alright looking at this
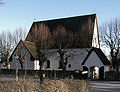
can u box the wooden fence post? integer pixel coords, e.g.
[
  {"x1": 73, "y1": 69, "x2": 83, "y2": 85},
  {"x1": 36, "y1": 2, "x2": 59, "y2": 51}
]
[{"x1": 16, "y1": 69, "x2": 18, "y2": 81}]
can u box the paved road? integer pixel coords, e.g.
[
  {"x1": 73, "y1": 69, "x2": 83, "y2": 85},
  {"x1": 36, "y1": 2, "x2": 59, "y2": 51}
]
[{"x1": 90, "y1": 81, "x2": 120, "y2": 92}]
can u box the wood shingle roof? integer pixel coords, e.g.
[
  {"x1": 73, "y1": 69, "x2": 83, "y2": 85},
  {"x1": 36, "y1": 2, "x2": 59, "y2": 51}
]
[{"x1": 21, "y1": 40, "x2": 38, "y2": 60}]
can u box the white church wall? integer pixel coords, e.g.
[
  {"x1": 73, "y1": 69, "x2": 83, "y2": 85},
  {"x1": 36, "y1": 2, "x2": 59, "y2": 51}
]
[
  {"x1": 10, "y1": 42, "x2": 24, "y2": 69},
  {"x1": 43, "y1": 49, "x2": 88, "y2": 71},
  {"x1": 44, "y1": 52, "x2": 62, "y2": 70},
  {"x1": 10, "y1": 42, "x2": 34, "y2": 70},
  {"x1": 92, "y1": 18, "x2": 99, "y2": 48},
  {"x1": 10, "y1": 58, "x2": 21, "y2": 69},
  {"x1": 34, "y1": 60, "x2": 40, "y2": 70},
  {"x1": 66, "y1": 49, "x2": 88, "y2": 71},
  {"x1": 24, "y1": 52, "x2": 34, "y2": 70}
]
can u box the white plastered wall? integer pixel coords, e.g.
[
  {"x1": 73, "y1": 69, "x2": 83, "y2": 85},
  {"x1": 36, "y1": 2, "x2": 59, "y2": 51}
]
[
  {"x1": 83, "y1": 51, "x2": 110, "y2": 78},
  {"x1": 84, "y1": 51, "x2": 104, "y2": 68},
  {"x1": 83, "y1": 51, "x2": 104, "y2": 77},
  {"x1": 10, "y1": 42, "x2": 34, "y2": 70},
  {"x1": 43, "y1": 49, "x2": 88, "y2": 71},
  {"x1": 34, "y1": 60, "x2": 40, "y2": 70},
  {"x1": 92, "y1": 18, "x2": 100, "y2": 48}
]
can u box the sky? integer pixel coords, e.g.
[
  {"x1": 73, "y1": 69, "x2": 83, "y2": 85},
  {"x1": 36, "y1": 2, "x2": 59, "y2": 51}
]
[{"x1": 0, "y1": 0, "x2": 120, "y2": 34}]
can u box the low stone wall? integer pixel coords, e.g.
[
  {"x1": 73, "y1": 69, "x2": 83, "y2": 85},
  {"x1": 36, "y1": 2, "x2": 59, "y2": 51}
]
[{"x1": 105, "y1": 71, "x2": 120, "y2": 80}]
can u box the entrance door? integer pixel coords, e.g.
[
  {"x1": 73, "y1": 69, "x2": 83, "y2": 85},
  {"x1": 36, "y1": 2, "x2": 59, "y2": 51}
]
[
  {"x1": 83, "y1": 66, "x2": 88, "y2": 79},
  {"x1": 99, "y1": 66, "x2": 104, "y2": 80}
]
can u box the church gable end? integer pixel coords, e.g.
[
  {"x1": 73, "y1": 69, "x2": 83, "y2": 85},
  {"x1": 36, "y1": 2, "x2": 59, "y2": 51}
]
[{"x1": 82, "y1": 48, "x2": 111, "y2": 66}]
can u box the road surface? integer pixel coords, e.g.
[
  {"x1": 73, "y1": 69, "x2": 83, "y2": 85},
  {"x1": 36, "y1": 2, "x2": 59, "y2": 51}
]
[{"x1": 91, "y1": 81, "x2": 120, "y2": 92}]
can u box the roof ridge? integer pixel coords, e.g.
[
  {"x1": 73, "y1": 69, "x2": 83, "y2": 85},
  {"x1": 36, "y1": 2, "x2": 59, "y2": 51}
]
[
  {"x1": 34, "y1": 13, "x2": 96, "y2": 23},
  {"x1": 21, "y1": 40, "x2": 35, "y2": 44}
]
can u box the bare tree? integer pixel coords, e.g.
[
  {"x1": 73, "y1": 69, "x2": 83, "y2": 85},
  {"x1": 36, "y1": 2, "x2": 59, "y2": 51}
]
[
  {"x1": 32, "y1": 23, "x2": 51, "y2": 82},
  {"x1": 52, "y1": 26, "x2": 73, "y2": 71},
  {"x1": 13, "y1": 28, "x2": 26, "y2": 45},
  {"x1": 52, "y1": 22, "x2": 93, "y2": 71},
  {"x1": 0, "y1": 32, "x2": 14, "y2": 69},
  {"x1": 16, "y1": 41, "x2": 27, "y2": 70},
  {"x1": 100, "y1": 18, "x2": 120, "y2": 71},
  {"x1": 15, "y1": 40, "x2": 27, "y2": 81},
  {"x1": 0, "y1": 0, "x2": 5, "y2": 5},
  {"x1": 73, "y1": 18, "x2": 94, "y2": 48},
  {"x1": 0, "y1": 28, "x2": 27, "y2": 69}
]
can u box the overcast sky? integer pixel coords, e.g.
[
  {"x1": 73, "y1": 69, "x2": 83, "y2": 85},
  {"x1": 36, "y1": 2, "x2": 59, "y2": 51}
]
[{"x1": 0, "y1": 0, "x2": 120, "y2": 33}]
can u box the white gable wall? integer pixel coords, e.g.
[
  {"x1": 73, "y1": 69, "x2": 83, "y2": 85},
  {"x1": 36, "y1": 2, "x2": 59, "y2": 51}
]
[
  {"x1": 84, "y1": 51, "x2": 104, "y2": 68},
  {"x1": 83, "y1": 51, "x2": 104, "y2": 78},
  {"x1": 83, "y1": 50, "x2": 110, "y2": 78},
  {"x1": 24, "y1": 51, "x2": 34, "y2": 70},
  {"x1": 92, "y1": 18, "x2": 99, "y2": 48},
  {"x1": 10, "y1": 42, "x2": 34, "y2": 70}
]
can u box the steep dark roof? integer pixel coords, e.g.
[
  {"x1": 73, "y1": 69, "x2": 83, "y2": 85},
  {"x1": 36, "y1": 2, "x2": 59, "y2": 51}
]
[
  {"x1": 26, "y1": 14, "x2": 96, "y2": 48},
  {"x1": 82, "y1": 47, "x2": 111, "y2": 65},
  {"x1": 21, "y1": 40, "x2": 38, "y2": 59},
  {"x1": 9, "y1": 40, "x2": 38, "y2": 61}
]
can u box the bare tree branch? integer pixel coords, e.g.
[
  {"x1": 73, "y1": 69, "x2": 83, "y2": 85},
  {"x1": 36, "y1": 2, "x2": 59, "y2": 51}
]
[
  {"x1": 100, "y1": 18, "x2": 120, "y2": 71},
  {"x1": 0, "y1": 28, "x2": 27, "y2": 69},
  {"x1": 0, "y1": 0, "x2": 5, "y2": 5},
  {"x1": 32, "y1": 23, "x2": 52, "y2": 82}
]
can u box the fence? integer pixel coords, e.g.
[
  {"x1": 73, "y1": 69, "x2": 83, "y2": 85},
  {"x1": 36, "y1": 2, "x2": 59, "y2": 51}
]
[
  {"x1": 105, "y1": 71, "x2": 120, "y2": 80},
  {"x1": 0, "y1": 69, "x2": 84, "y2": 80}
]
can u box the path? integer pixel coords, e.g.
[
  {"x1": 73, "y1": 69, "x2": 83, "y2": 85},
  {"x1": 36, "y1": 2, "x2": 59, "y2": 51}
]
[{"x1": 91, "y1": 81, "x2": 120, "y2": 92}]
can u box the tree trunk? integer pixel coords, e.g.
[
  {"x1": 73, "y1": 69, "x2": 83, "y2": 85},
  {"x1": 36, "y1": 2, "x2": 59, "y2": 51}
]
[
  {"x1": 111, "y1": 49, "x2": 115, "y2": 69},
  {"x1": 16, "y1": 69, "x2": 18, "y2": 81},
  {"x1": 7, "y1": 58, "x2": 10, "y2": 69},
  {"x1": 39, "y1": 60, "x2": 43, "y2": 83},
  {"x1": 24, "y1": 70, "x2": 26, "y2": 81},
  {"x1": 58, "y1": 49, "x2": 66, "y2": 71}
]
